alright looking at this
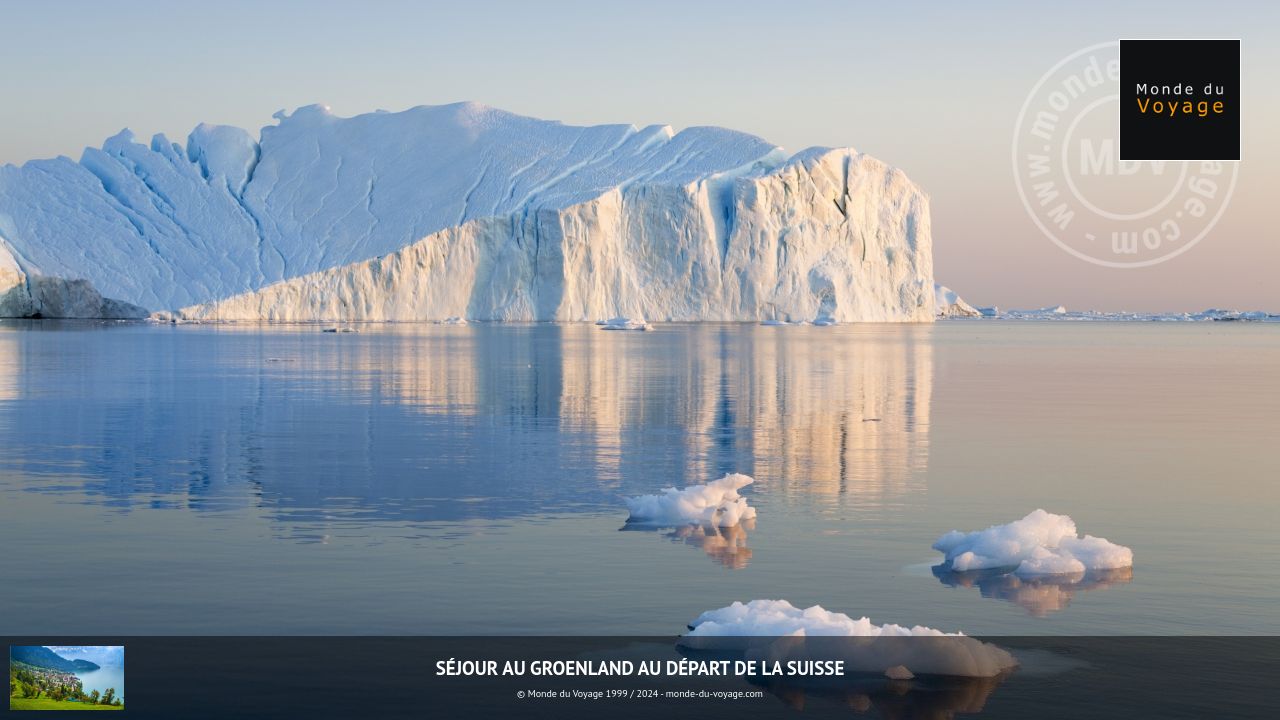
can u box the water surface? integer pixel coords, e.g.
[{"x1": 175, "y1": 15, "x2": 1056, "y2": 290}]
[
  {"x1": 0, "y1": 321, "x2": 1275, "y2": 635},
  {"x1": 74, "y1": 666, "x2": 125, "y2": 704}
]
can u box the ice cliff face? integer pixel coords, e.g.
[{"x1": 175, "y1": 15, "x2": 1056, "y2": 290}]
[{"x1": 0, "y1": 102, "x2": 934, "y2": 321}]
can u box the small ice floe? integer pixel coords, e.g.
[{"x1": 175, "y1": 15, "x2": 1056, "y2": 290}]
[
  {"x1": 678, "y1": 599, "x2": 1017, "y2": 678},
  {"x1": 322, "y1": 326, "x2": 358, "y2": 333},
  {"x1": 438, "y1": 317, "x2": 468, "y2": 325},
  {"x1": 812, "y1": 317, "x2": 837, "y2": 326},
  {"x1": 598, "y1": 317, "x2": 652, "y2": 331},
  {"x1": 933, "y1": 509, "x2": 1133, "y2": 577},
  {"x1": 624, "y1": 473, "x2": 756, "y2": 527}
]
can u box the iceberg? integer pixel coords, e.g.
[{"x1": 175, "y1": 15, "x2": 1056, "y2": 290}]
[
  {"x1": 932, "y1": 509, "x2": 1133, "y2": 577},
  {"x1": 1194, "y1": 308, "x2": 1272, "y2": 322},
  {"x1": 1004, "y1": 305, "x2": 1068, "y2": 318},
  {"x1": 679, "y1": 599, "x2": 1017, "y2": 678},
  {"x1": 934, "y1": 283, "x2": 980, "y2": 318},
  {"x1": 624, "y1": 473, "x2": 757, "y2": 527},
  {"x1": 0, "y1": 103, "x2": 935, "y2": 322},
  {"x1": 598, "y1": 317, "x2": 652, "y2": 331},
  {"x1": 974, "y1": 304, "x2": 1280, "y2": 321}
]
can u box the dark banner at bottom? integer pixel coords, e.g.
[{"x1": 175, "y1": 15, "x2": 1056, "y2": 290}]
[{"x1": 5, "y1": 636, "x2": 1279, "y2": 718}]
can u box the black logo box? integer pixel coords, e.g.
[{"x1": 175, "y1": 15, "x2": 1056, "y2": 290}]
[{"x1": 1120, "y1": 39, "x2": 1240, "y2": 161}]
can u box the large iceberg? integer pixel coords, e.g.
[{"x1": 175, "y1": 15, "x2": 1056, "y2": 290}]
[{"x1": 0, "y1": 103, "x2": 934, "y2": 321}]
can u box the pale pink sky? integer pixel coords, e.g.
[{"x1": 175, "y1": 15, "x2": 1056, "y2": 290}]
[{"x1": 1, "y1": 0, "x2": 1275, "y2": 312}]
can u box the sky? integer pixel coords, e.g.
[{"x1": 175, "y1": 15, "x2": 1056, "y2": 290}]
[{"x1": 1, "y1": 0, "x2": 1276, "y2": 311}]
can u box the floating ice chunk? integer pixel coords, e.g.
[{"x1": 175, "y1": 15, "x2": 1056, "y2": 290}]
[
  {"x1": 624, "y1": 473, "x2": 756, "y2": 527},
  {"x1": 934, "y1": 284, "x2": 980, "y2": 318},
  {"x1": 1007, "y1": 305, "x2": 1067, "y2": 317},
  {"x1": 933, "y1": 509, "x2": 1133, "y2": 577},
  {"x1": 680, "y1": 599, "x2": 1017, "y2": 677},
  {"x1": 988, "y1": 306, "x2": 1279, "y2": 322},
  {"x1": 685, "y1": 599, "x2": 968, "y2": 639},
  {"x1": 439, "y1": 317, "x2": 468, "y2": 325},
  {"x1": 759, "y1": 318, "x2": 816, "y2": 326},
  {"x1": 1200, "y1": 309, "x2": 1269, "y2": 322},
  {"x1": 599, "y1": 317, "x2": 652, "y2": 331},
  {"x1": 812, "y1": 317, "x2": 837, "y2": 326},
  {"x1": 322, "y1": 326, "x2": 358, "y2": 333},
  {"x1": 885, "y1": 665, "x2": 915, "y2": 680}
]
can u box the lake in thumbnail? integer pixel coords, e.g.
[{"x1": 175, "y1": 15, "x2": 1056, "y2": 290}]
[{"x1": 0, "y1": 321, "x2": 1276, "y2": 636}]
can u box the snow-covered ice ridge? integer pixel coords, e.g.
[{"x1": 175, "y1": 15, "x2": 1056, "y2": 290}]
[{"x1": 0, "y1": 102, "x2": 934, "y2": 321}]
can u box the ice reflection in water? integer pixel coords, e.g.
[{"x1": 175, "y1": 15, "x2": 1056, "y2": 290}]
[
  {"x1": 620, "y1": 519, "x2": 755, "y2": 570},
  {"x1": 932, "y1": 565, "x2": 1135, "y2": 616},
  {"x1": 754, "y1": 671, "x2": 1009, "y2": 718},
  {"x1": 676, "y1": 634, "x2": 1013, "y2": 718},
  {"x1": 0, "y1": 323, "x2": 933, "y2": 542}
]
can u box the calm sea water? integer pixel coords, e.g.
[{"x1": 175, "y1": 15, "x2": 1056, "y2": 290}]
[{"x1": 0, "y1": 321, "x2": 1276, "y2": 636}]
